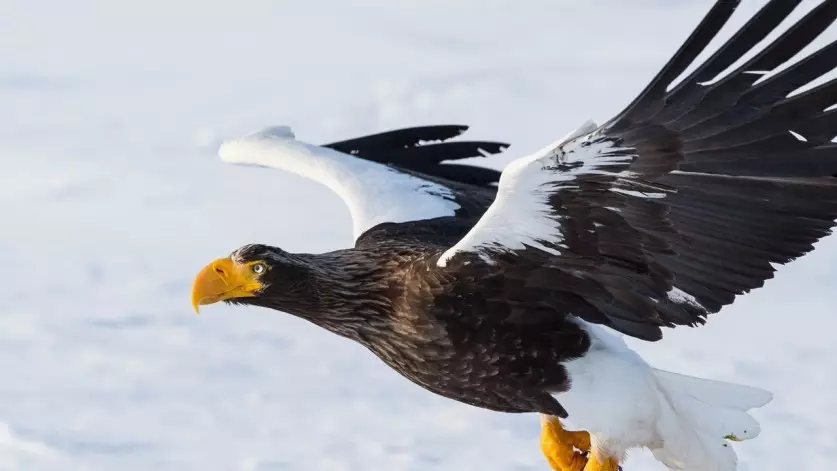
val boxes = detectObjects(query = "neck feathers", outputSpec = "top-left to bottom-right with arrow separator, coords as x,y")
259,250 -> 398,341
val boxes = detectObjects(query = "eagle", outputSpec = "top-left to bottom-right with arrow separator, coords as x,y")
191,1 -> 837,470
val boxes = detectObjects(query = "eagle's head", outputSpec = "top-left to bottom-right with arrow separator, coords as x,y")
191,243 -> 395,342
191,244 -> 314,313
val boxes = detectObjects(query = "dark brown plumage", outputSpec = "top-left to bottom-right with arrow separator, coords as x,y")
194,1 -> 837,468
229,232 -> 588,418
213,0 -> 837,414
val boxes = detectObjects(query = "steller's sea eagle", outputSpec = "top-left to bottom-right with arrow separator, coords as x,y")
191,1 -> 837,470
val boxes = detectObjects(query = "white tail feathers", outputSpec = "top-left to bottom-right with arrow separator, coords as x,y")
653,369 -> 773,413
649,369 -> 773,471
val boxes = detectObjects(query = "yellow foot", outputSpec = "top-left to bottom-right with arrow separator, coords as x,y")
541,415 -> 591,452
540,415 -> 591,471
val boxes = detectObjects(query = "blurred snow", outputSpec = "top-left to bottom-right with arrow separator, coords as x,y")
2,1 -> 835,470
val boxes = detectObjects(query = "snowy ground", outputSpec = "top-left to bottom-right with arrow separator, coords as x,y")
3,1 -> 836,470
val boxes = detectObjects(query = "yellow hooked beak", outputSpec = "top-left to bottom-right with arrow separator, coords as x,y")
191,257 -> 264,313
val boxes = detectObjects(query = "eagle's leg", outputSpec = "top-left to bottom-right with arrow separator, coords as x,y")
540,415 -> 590,471
582,447 -> 621,471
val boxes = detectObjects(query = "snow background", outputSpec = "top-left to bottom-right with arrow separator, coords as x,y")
2,0 -> 836,470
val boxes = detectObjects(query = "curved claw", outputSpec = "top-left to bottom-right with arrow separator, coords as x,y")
540,415 -> 591,471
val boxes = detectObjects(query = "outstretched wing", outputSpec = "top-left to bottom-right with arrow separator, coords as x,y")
439,0 -> 837,341
218,124 -> 506,243
322,125 -> 505,188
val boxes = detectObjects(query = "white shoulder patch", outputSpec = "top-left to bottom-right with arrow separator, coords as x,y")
436,114 -> 689,268
438,121 -> 640,267
219,126 -> 461,243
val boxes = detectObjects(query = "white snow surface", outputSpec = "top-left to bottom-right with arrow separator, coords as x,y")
3,1 -> 836,470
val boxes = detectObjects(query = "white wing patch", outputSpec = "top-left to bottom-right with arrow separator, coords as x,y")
219,126 -> 460,242
666,287 -> 702,308
438,119 -> 644,267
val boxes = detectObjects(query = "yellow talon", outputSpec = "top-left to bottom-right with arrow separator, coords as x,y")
540,415 -> 590,471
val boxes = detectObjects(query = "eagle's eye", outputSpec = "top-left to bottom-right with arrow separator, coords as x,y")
252,263 -> 266,275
